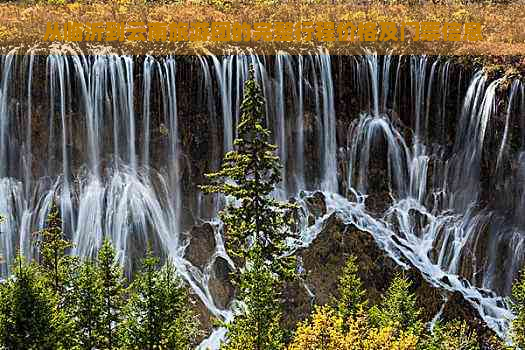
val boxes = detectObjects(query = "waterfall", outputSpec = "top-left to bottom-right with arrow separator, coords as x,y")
0,54 -> 15,179
318,52 -> 337,193
296,56 -> 305,191
142,56 -> 154,174
275,53 -> 289,195
1,53 -> 525,346
210,54 -> 234,153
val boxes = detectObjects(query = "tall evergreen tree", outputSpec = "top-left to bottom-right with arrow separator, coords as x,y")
120,253 -> 200,350
35,204 -> 76,294
67,261 -> 105,349
97,239 -> 125,349
201,66 -> 297,350
0,256 -> 56,350
222,250 -> 286,350
369,274 -> 423,333
200,65 -> 297,280
35,204 -> 78,349
333,255 -> 367,321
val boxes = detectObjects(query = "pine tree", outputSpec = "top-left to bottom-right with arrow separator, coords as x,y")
0,256 -> 56,350
201,66 -> 297,350
120,253 -> 200,349
156,262 -> 200,349
223,250 -> 285,350
200,65 -> 297,280
35,204 -> 76,295
369,274 -> 423,333
67,261 -> 105,349
333,255 -> 367,321
97,239 -> 125,349
35,204 -> 78,349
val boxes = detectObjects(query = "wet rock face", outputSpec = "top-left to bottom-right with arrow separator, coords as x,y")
184,224 -> 235,340
441,291 -> 498,348
285,192 -> 497,342
192,298 -> 215,344
184,223 -> 216,341
209,256 -> 235,310
184,223 -> 216,269
282,278 -> 314,331
303,191 -> 327,225
295,212 -> 402,308
188,192 -> 496,345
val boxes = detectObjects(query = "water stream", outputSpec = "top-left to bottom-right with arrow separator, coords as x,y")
0,52 -> 523,347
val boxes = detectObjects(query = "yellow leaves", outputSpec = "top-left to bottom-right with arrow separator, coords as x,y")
159,123 -> 169,136
451,8 -> 470,23
363,327 -> 395,350
45,0 -> 66,5
107,0 -> 132,13
394,331 -> 418,350
340,11 -> 367,22
349,325 -> 417,350
288,306 -> 350,350
0,25 -> 9,42
288,306 -> 419,350
1,3 -> 524,55
66,2 -> 81,11
363,327 -> 418,350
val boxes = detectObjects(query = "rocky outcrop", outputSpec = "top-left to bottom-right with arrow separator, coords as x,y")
188,191 -> 497,346
441,292 -> 499,347
303,190 -> 328,225
285,191 -> 497,344
191,256 -> 235,343
290,211 -> 440,314
184,223 -> 226,342
192,298 -> 216,344
209,256 -> 235,310
185,223 -> 216,268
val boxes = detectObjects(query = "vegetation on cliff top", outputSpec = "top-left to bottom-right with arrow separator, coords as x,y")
0,3 -> 525,55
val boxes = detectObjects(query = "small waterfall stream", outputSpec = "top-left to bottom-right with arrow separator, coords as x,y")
0,52 -> 524,347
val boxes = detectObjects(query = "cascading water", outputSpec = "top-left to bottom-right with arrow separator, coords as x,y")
0,52 -> 524,347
